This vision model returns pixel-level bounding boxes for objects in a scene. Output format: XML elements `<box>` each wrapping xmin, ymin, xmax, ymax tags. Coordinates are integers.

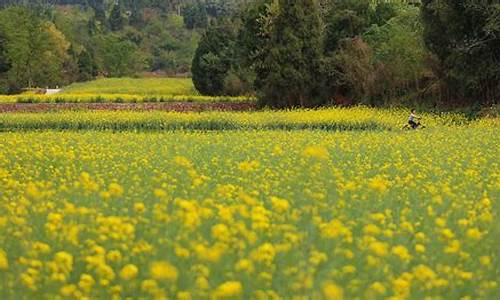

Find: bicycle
<box><xmin>402</xmin><ymin>120</ymin><xmax>426</xmax><ymax>130</ymax></box>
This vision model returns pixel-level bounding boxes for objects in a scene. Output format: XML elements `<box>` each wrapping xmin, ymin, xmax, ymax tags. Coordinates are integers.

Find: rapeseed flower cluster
<box><xmin>0</xmin><ymin>114</ymin><xmax>498</xmax><ymax>299</ymax></box>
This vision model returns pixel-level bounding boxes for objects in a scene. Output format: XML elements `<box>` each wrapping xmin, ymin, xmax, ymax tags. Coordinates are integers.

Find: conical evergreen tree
<box><xmin>258</xmin><ymin>0</ymin><xmax>324</xmax><ymax>108</ymax></box>
<box><xmin>109</xmin><ymin>2</ymin><xmax>125</xmax><ymax>31</ymax></box>
<box><xmin>91</xmin><ymin>0</ymin><xmax>107</xmax><ymax>28</ymax></box>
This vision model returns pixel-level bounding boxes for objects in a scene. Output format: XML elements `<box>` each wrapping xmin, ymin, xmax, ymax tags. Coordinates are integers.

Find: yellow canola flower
<box><xmin>0</xmin><ymin>250</ymin><xmax>8</xmax><ymax>269</ymax></box>
<box><xmin>322</xmin><ymin>281</ymin><xmax>344</xmax><ymax>300</ymax></box>
<box><xmin>177</xmin><ymin>291</ymin><xmax>192</xmax><ymax>300</ymax></box>
<box><xmin>270</xmin><ymin>196</ymin><xmax>290</xmax><ymax>213</ymax></box>
<box><xmin>150</xmin><ymin>261</ymin><xmax>178</xmax><ymax>281</ymax></box>
<box><xmin>251</xmin><ymin>243</ymin><xmax>276</xmax><ymax>264</ymax></box>
<box><xmin>369</xmin><ymin>241</ymin><xmax>389</xmax><ymax>257</ymax></box>
<box><xmin>368</xmin><ymin>176</ymin><xmax>390</xmax><ymax>193</ymax></box>
<box><xmin>466</xmin><ymin>228</ymin><xmax>482</xmax><ymax>240</ymax></box>
<box><xmin>78</xmin><ymin>274</ymin><xmax>95</xmax><ymax>292</ymax></box>
<box><xmin>108</xmin><ymin>183</ymin><xmax>124</xmax><ymax>198</ymax></box>
<box><xmin>415</xmin><ymin>244</ymin><xmax>426</xmax><ymax>253</ymax></box>
<box><xmin>369</xmin><ymin>282</ymin><xmax>386</xmax><ymax>295</ymax></box>
<box><xmin>211</xmin><ymin>223</ymin><xmax>231</xmax><ymax>242</ymax></box>
<box><xmin>134</xmin><ymin>202</ymin><xmax>146</xmax><ymax>213</ymax></box>
<box><xmin>211</xmin><ymin>281</ymin><xmax>243</xmax><ymax>299</ymax></box>
<box><xmin>120</xmin><ymin>264</ymin><xmax>139</xmax><ymax>280</ymax></box>
<box><xmin>60</xmin><ymin>284</ymin><xmax>77</xmax><ymax>297</ymax></box>
<box><xmin>413</xmin><ymin>265</ymin><xmax>437</xmax><ymax>282</ymax></box>
<box><xmin>302</xmin><ymin>146</ymin><xmax>330</xmax><ymax>160</ymax></box>
<box><xmin>480</xmin><ymin>256</ymin><xmax>491</xmax><ymax>266</ymax></box>
<box><xmin>392</xmin><ymin>245</ymin><xmax>411</xmax><ymax>262</ymax></box>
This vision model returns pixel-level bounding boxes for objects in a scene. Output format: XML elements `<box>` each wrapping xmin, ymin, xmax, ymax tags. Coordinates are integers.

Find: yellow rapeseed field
<box><xmin>0</xmin><ymin>78</ymin><xmax>254</xmax><ymax>104</ymax></box>
<box><xmin>0</xmin><ymin>109</ymin><xmax>498</xmax><ymax>299</ymax></box>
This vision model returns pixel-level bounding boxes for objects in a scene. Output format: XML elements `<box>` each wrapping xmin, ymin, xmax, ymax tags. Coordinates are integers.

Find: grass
<box><xmin>60</xmin><ymin>78</ymin><xmax>198</xmax><ymax>96</ymax></box>
<box><xmin>0</xmin><ymin>122</ymin><xmax>498</xmax><ymax>299</ymax></box>
<box><xmin>0</xmin><ymin>78</ymin><xmax>256</xmax><ymax>104</ymax></box>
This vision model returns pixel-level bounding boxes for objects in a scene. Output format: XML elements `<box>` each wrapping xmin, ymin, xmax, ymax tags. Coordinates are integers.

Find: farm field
<box><xmin>0</xmin><ymin>108</ymin><xmax>498</xmax><ymax>299</ymax></box>
<box><xmin>0</xmin><ymin>78</ymin><xmax>254</xmax><ymax>104</ymax></box>
<box><xmin>0</xmin><ymin>107</ymin><xmax>472</xmax><ymax>131</ymax></box>
<box><xmin>60</xmin><ymin>78</ymin><xmax>198</xmax><ymax>96</ymax></box>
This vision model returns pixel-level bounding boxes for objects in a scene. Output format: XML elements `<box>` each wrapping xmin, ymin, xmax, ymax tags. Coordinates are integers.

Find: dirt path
<box><xmin>0</xmin><ymin>102</ymin><xmax>257</xmax><ymax>113</ymax></box>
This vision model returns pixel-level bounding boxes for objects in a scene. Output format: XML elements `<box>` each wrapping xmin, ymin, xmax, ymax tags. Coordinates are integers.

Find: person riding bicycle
<box><xmin>408</xmin><ymin>109</ymin><xmax>421</xmax><ymax>129</ymax></box>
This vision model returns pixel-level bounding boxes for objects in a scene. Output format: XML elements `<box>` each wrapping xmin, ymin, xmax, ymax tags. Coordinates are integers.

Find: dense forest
<box><xmin>0</xmin><ymin>0</ymin><xmax>499</xmax><ymax>108</ymax></box>
<box><xmin>192</xmin><ymin>0</ymin><xmax>499</xmax><ymax>108</ymax></box>
<box><xmin>0</xmin><ymin>0</ymin><xmax>249</xmax><ymax>93</ymax></box>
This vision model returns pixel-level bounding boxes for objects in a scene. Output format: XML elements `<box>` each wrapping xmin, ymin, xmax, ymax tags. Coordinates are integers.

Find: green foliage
<box><xmin>0</xmin><ymin>1</ymin><xmax>249</xmax><ymax>93</ymax></box>
<box><xmin>0</xmin><ymin>28</ymin><xmax>9</xmax><ymax>74</ymax></box>
<box><xmin>421</xmin><ymin>0</ymin><xmax>500</xmax><ymax>105</ymax></box>
<box><xmin>109</xmin><ymin>3</ymin><xmax>125</xmax><ymax>31</ymax></box>
<box><xmin>93</xmin><ymin>34</ymin><xmax>142</xmax><ymax>77</ymax></box>
<box><xmin>257</xmin><ymin>0</ymin><xmax>325</xmax><ymax>107</ymax></box>
<box><xmin>182</xmin><ymin>2</ymin><xmax>209</xmax><ymax>29</ymax></box>
<box><xmin>324</xmin><ymin>0</ymin><xmax>374</xmax><ymax>52</ymax></box>
<box><xmin>0</xmin><ymin>29</ymin><xmax>10</xmax><ymax>93</ymax></box>
<box><xmin>192</xmin><ymin>21</ymin><xmax>236</xmax><ymax>96</ymax></box>
<box><xmin>0</xmin><ymin>7</ymin><xmax>70</xmax><ymax>90</ymax></box>
<box><xmin>77</xmin><ymin>49</ymin><xmax>98</xmax><ymax>81</ymax></box>
<box><xmin>363</xmin><ymin>6</ymin><xmax>427</xmax><ymax>104</ymax></box>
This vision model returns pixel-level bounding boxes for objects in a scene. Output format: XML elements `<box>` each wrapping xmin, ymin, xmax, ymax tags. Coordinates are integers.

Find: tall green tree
<box><xmin>191</xmin><ymin>21</ymin><xmax>235</xmax><ymax>95</ymax></box>
<box><xmin>90</xmin><ymin>0</ymin><xmax>107</xmax><ymax>28</ymax></box>
<box><xmin>77</xmin><ymin>49</ymin><xmax>98</xmax><ymax>81</ymax></box>
<box><xmin>421</xmin><ymin>1</ymin><xmax>500</xmax><ymax>105</ymax></box>
<box><xmin>94</xmin><ymin>34</ymin><xmax>141</xmax><ymax>77</ymax></box>
<box><xmin>0</xmin><ymin>29</ymin><xmax>10</xmax><ymax>74</ymax></box>
<box><xmin>0</xmin><ymin>7</ymin><xmax>70</xmax><ymax>90</ymax></box>
<box><xmin>257</xmin><ymin>0</ymin><xmax>324</xmax><ymax>107</ymax></box>
<box><xmin>0</xmin><ymin>28</ymin><xmax>11</xmax><ymax>93</ymax></box>
<box><xmin>109</xmin><ymin>3</ymin><xmax>125</xmax><ymax>31</ymax></box>
<box><xmin>324</xmin><ymin>0</ymin><xmax>372</xmax><ymax>52</ymax></box>
<box><xmin>182</xmin><ymin>2</ymin><xmax>209</xmax><ymax>29</ymax></box>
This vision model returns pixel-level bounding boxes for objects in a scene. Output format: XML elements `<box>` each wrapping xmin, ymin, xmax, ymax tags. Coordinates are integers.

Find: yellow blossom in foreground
<box><xmin>302</xmin><ymin>146</ymin><xmax>329</xmax><ymax>160</ymax></box>
<box><xmin>322</xmin><ymin>281</ymin><xmax>343</xmax><ymax>300</ymax></box>
<box><xmin>466</xmin><ymin>228</ymin><xmax>482</xmax><ymax>240</ymax></box>
<box><xmin>392</xmin><ymin>245</ymin><xmax>411</xmax><ymax>262</ymax></box>
<box><xmin>0</xmin><ymin>115</ymin><xmax>497</xmax><ymax>299</ymax></box>
<box><xmin>212</xmin><ymin>281</ymin><xmax>243</xmax><ymax>298</ymax></box>
<box><xmin>0</xmin><ymin>250</ymin><xmax>8</xmax><ymax>269</ymax></box>
<box><xmin>369</xmin><ymin>241</ymin><xmax>388</xmax><ymax>257</ymax></box>
<box><xmin>120</xmin><ymin>264</ymin><xmax>139</xmax><ymax>280</ymax></box>
<box><xmin>150</xmin><ymin>261</ymin><xmax>178</xmax><ymax>281</ymax></box>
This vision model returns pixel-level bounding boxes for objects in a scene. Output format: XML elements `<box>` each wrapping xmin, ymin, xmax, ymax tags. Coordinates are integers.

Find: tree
<box><xmin>256</xmin><ymin>0</ymin><xmax>325</xmax><ymax>107</ymax></box>
<box><xmin>192</xmin><ymin>21</ymin><xmax>235</xmax><ymax>95</ymax></box>
<box><xmin>91</xmin><ymin>0</ymin><xmax>107</xmax><ymax>28</ymax></box>
<box><xmin>362</xmin><ymin>6</ymin><xmax>427</xmax><ymax>104</ymax></box>
<box><xmin>109</xmin><ymin>3</ymin><xmax>125</xmax><ymax>31</ymax></box>
<box><xmin>421</xmin><ymin>1</ymin><xmax>500</xmax><ymax>105</ymax></box>
<box><xmin>182</xmin><ymin>3</ymin><xmax>208</xmax><ymax>29</ymax></box>
<box><xmin>324</xmin><ymin>0</ymin><xmax>373</xmax><ymax>53</ymax></box>
<box><xmin>0</xmin><ymin>29</ymin><xmax>10</xmax><ymax>74</ymax></box>
<box><xmin>0</xmin><ymin>7</ymin><xmax>69</xmax><ymax>89</ymax></box>
<box><xmin>0</xmin><ymin>28</ymin><xmax>11</xmax><ymax>93</ymax></box>
<box><xmin>35</xmin><ymin>21</ymin><xmax>71</xmax><ymax>87</ymax></box>
<box><xmin>94</xmin><ymin>34</ymin><xmax>141</xmax><ymax>77</ymax></box>
<box><xmin>77</xmin><ymin>49</ymin><xmax>98</xmax><ymax>81</ymax></box>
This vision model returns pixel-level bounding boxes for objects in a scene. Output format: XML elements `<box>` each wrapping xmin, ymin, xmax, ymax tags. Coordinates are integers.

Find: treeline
<box><xmin>0</xmin><ymin>0</ymin><xmax>248</xmax><ymax>93</ymax></box>
<box><xmin>193</xmin><ymin>0</ymin><xmax>500</xmax><ymax>108</ymax></box>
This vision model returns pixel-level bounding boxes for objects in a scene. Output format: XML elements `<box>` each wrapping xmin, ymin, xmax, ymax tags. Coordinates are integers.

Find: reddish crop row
<box><xmin>0</xmin><ymin>102</ymin><xmax>257</xmax><ymax>113</ymax></box>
